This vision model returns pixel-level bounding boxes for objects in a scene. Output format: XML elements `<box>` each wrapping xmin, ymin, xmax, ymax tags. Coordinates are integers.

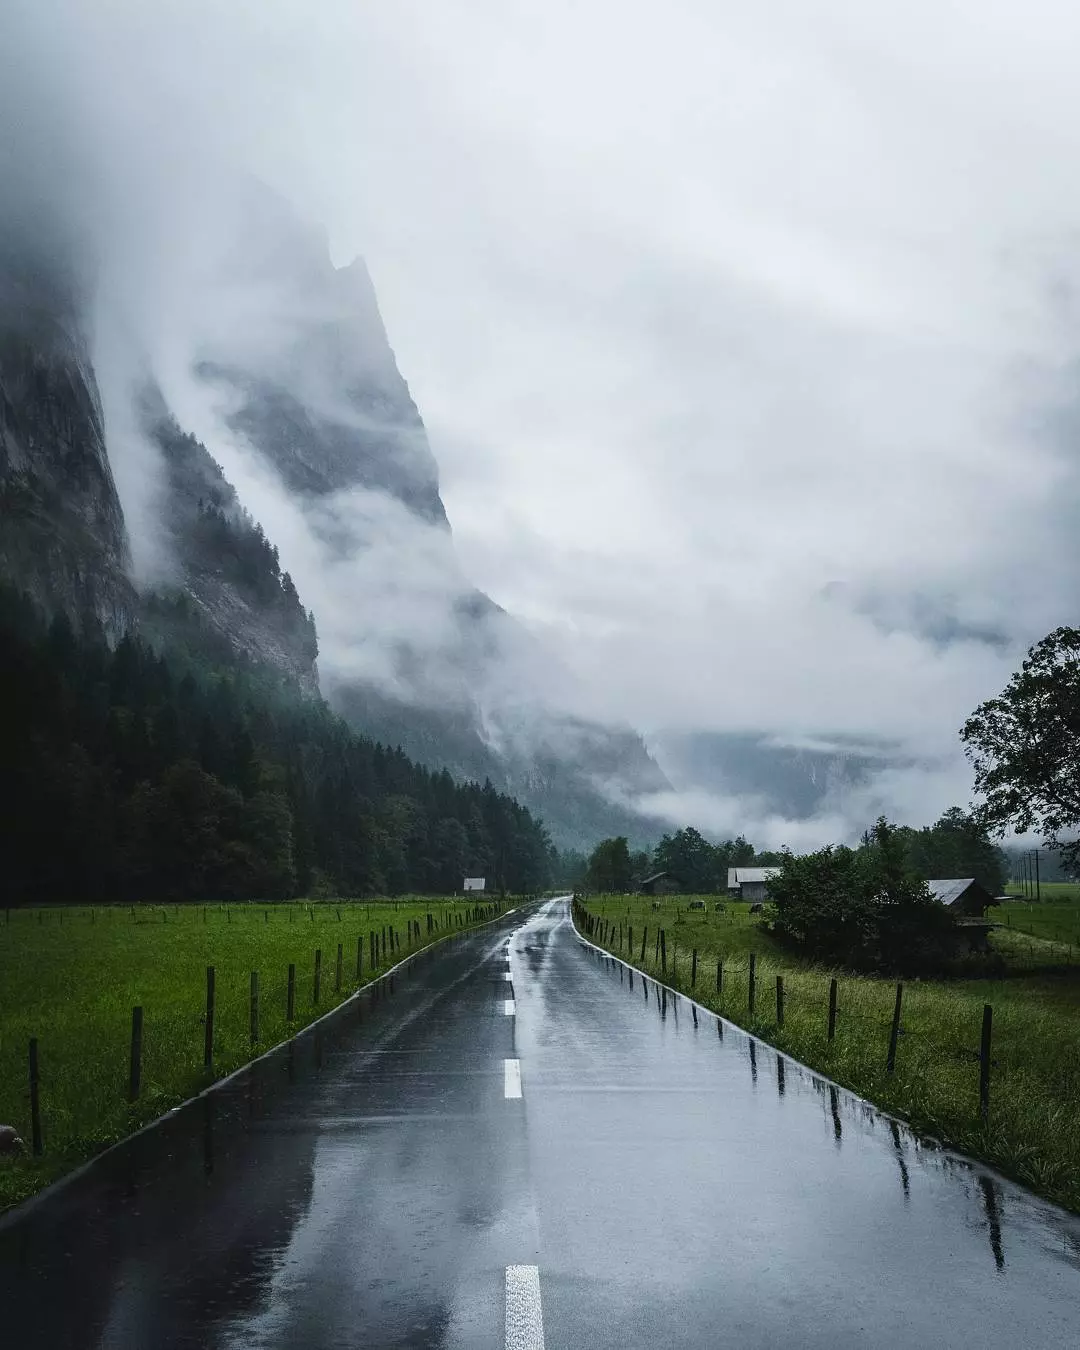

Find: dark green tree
<box><xmin>961</xmin><ymin>627</ymin><xmax>1080</xmax><ymax>875</ymax></box>
<box><xmin>586</xmin><ymin>836</ymin><xmax>634</xmax><ymax>892</ymax></box>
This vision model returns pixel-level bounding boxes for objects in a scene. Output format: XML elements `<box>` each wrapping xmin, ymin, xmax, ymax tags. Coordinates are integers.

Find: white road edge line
<box><xmin>504</xmin><ymin>1058</ymin><xmax>522</xmax><ymax>1098</ymax></box>
<box><xmin>505</xmin><ymin>1264</ymin><xmax>545</xmax><ymax>1350</ymax></box>
<box><xmin>504</xmin><ymin>998</ymin><xmax>516</xmax><ymax>1016</ymax></box>
<box><xmin>503</xmin><ymin>970</ymin><xmax>513</xmax><ymax>981</ymax></box>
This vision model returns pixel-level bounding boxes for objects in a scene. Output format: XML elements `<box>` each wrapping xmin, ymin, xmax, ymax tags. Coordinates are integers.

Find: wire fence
<box><xmin>571</xmin><ymin>900</ymin><xmax>1055</xmax><ymax>1125</ymax></box>
<box><xmin>3</xmin><ymin>899</ymin><xmax>512</xmax><ymax>1160</ymax></box>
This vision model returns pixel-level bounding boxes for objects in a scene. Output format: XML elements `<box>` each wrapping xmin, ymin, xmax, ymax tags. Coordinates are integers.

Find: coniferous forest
<box><xmin>0</xmin><ymin>584</ymin><xmax>554</xmax><ymax>904</ymax></box>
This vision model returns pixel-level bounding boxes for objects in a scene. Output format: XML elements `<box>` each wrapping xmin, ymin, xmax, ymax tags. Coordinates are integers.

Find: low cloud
<box><xmin>7</xmin><ymin>0</ymin><xmax>1080</xmax><ymax>847</ymax></box>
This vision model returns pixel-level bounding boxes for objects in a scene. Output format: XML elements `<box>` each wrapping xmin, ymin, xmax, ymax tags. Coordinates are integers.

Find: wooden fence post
<box><xmin>828</xmin><ymin>978</ymin><xmax>838</xmax><ymax>1042</ymax></box>
<box><xmin>661</xmin><ymin>930</ymin><xmax>667</xmax><ymax>977</ymax></box>
<box><xmin>979</xmin><ymin>1004</ymin><xmax>993</xmax><ymax>1121</ymax></box>
<box><xmin>640</xmin><ymin>927</ymin><xmax>647</xmax><ymax>963</ymax></box>
<box><xmin>356</xmin><ymin>934</ymin><xmax>363</xmax><ymax>984</ymax></box>
<box><xmin>748</xmin><ymin>953</ymin><xmax>756</xmax><ymax>1015</ymax></box>
<box><xmin>29</xmin><ymin>1039</ymin><xmax>42</xmax><ymax>1155</ymax></box>
<box><xmin>250</xmin><ymin>972</ymin><xmax>259</xmax><ymax>1046</ymax></box>
<box><xmin>314</xmin><ymin>949</ymin><xmax>322</xmax><ymax>1004</ymax></box>
<box><xmin>287</xmin><ymin>963</ymin><xmax>296</xmax><ymax>1022</ymax></box>
<box><xmin>886</xmin><ymin>982</ymin><xmax>903</xmax><ymax>1073</ymax></box>
<box><xmin>204</xmin><ymin>966</ymin><xmax>215</xmax><ymax>1070</ymax></box>
<box><xmin>776</xmin><ymin>975</ymin><xmax>784</xmax><ymax>1028</ymax></box>
<box><xmin>691</xmin><ymin>948</ymin><xmax>698</xmax><ymax>987</ymax></box>
<box><xmin>128</xmin><ymin>1006</ymin><xmax>143</xmax><ymax>1102</ymax></box>
<box><xmin>335</xmin><ymin>942</ymin><xmax>343</xmax><ymax>993</ymax></box>
<box><xmin>716</xmin><ymin>958</ymin><xmax>723</xmax><ymax>996</ymax></box>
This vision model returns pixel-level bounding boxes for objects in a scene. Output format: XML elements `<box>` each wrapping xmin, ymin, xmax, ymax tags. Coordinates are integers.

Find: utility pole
<box><xmin>1034</xmin><ymin>848</ymin><xmax>1041</xmax><ymax>903</ymax></box>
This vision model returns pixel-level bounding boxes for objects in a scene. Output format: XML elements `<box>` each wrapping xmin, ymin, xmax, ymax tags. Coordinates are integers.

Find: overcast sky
<box><xmin>10</xmin><ymin>0</ymin><xmax>1080</xmax><ymax>844</ymax></box>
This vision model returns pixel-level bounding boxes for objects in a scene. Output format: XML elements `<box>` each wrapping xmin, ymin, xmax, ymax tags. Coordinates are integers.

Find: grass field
<box><xmin>576</xmin><ymin>895</ymin><xmax>1080</xmax><ymax>1215</ymax></box>
<box><xmin>1001</xmin><ymin>884</ymin><xmax>1080</xmax><ymax>947</ymax></box>
<box><xmin>0</xmin><ymin>897</ymin><xmax>507</xmax><ymax>1211</ymax></box>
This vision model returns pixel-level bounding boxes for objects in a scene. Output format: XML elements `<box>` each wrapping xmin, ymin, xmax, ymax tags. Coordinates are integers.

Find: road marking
<box><xmin>504</xmin><ymin>998</ymin><xmax>515</xmax><ymax>1016</ymax></box>
<box><xmin>504</xmin><ymin>1058</ymin><xmax>522</xmax><ymax>1098</ymax></box>
<box><xmin>505</xmin><ymin>1264</ymin><xmax>545</xmax><ymax>1350</ymax></box>
<box><xmin>503</xmin><ymin>970</ymin><xmax>513</xmax><ymax>981</ymax></box>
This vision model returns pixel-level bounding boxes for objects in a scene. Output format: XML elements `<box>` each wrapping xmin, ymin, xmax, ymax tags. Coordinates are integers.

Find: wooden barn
<box><xmin>638</xmin><ymin>871</ymin><xmax>678</xmax><ymax>896</ymax></box>
<box><xmin>926</xmin><ymin>878</ymin><xmax>999</xmax><ymax>917</ymax></box>
<box><xmin>727</xmin><ymin>867</ymin><xmax>780</xmax><ymax>902</ymax></box>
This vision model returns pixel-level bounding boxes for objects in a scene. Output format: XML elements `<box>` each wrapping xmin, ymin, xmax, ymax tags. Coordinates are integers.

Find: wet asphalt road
<box><xmin>2</xmin><ymin>898</ymin><xmax>1080</xmax><ymax>1349</ymax></box>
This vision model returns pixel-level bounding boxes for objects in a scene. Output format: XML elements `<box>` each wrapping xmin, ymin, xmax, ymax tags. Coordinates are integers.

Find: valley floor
<box><xmin>1</xmin><ymin>899</ymin><xmax>1077</xmax><ymax>1349</ymax></box>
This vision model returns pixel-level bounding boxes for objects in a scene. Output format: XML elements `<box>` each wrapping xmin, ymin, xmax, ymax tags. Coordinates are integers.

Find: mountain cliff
<box><xmin>0</xmin><ymin>250</ymin><xmax>134</xmax><ymax>636</ymax></box>
<box><xmin>0</xmin><ymin>188</ymin><xmax>667</xmax><ymax>851</ymax></box>
<box><xmin>154</xmin><ymin>191</ymin><xmax>668</xmax><ymax>848</ymax></box>
<box><xmin>143</xmin><ymin>402</ymin><xmax>319</xmax><ymax>690</ymax></box>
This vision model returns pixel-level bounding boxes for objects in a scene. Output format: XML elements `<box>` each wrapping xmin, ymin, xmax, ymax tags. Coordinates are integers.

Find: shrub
<box><xmin>767</xmin><ymin>818</ymin><xmax>957</xmax><ymax>974</ymax></box>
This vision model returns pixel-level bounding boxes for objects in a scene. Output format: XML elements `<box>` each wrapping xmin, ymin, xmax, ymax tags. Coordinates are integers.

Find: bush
<box><xmin>767</xmin><ymin>818</ymin><xmax>958</xmax><ymax>974</ymax></box>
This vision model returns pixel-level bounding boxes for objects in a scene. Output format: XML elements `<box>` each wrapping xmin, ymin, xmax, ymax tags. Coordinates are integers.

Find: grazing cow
<box><xmin>749</xmin><ymin>902</ymin><xmax>764</xmax><ymax>915</ymax></box>
<box><xmin>688</xmin><ymin>900</ymin><xmax>705</xmax><ymax>911</ymax></box>
<box><xmin>0</xmin><ymin>1125</ymin><xmax>25</xmax><ymax>1156</ymax></box>
<box><xmin>714</xmin><ymin>903</ymin><xmax>726</xmax><ymax>913</ymax></box>
<box><xmin>651</xmin><ymin>901</ymin><xmax>661</xmax><ymax>910</ymax></box>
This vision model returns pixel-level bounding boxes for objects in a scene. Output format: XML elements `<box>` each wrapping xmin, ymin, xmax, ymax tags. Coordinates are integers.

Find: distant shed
<box><xmin>727</xmin><ymin>867</ymin><xmax>780</xmax><ymax>903</ymax></box>
<box><xmin>926</xmin><ymin>878</ymin><xmax>999</xmax><ymax>917</ymax></box>
<box><xmin>638</xmin><ymin>871</ymin><xmax>678</xmax><ymax>896</ymax></box>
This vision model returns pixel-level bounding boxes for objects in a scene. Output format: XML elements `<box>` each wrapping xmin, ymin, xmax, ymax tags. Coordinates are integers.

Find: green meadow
<box><xmin>577</xmin><ymin>895</ymin><xmax>1080</xmax><ymax>1215</ymax></box>
<box><xmin>0</xmin><ymin>897</ymin><xmax>505</xmax><ymax>1211</ymax></box>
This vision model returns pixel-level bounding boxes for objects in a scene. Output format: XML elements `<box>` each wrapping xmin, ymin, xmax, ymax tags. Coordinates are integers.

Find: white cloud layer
<box><xmin>7</xmin><ymin>0</ymin><xmax>1080</xmax><ymax>847</ymax></box>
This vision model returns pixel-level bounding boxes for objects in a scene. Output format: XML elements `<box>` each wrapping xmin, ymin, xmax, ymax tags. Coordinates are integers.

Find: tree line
<box><xmin>0</xmin><ymin>584</ymin><xmax>553</xmax><ymax>904</ymax></box>
<box><xmin>570</xmin><ymin>809</ymin><xmax>1003</xmax><ymax>898</ymax></box>
<box><xmin>570</xmin><ymin>827</ymin><xmax>781</xmax><ymax>893</ymax></box>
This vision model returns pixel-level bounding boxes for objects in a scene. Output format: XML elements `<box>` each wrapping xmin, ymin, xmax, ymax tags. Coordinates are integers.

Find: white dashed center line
<box><xmin>504</xmin><ymin>999</ymin><xmax>516</xmax><ymax>1016</ymax></box>
<box><xmin>505</xmin><ymin>1264</ymin><xmax>545</xmax><ymax>1349</ymax></box>
<box><xmin>503</xmin><ymin>1058</ymin><xmax>522</xmax><ymax>1098</ymax></box>
<box><xmin>503</xmin><ymin>970</ymin><xmax>513</xmax><ymax>981</ymax></box>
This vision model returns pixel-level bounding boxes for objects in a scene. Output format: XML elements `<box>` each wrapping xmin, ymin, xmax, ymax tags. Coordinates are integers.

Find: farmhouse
<box><xmin>638</xmin><ymin>871</ymin><xmax>678</xmax><ymax>896</ymax></box>
<box><xmin>926</xmin><ymin>878</ymin><xmax>999</xmax><ymax>918</ymax></box>
<box><xmin>727</xmin><ymin>867</ymin><xmax>780</xmax><ymax>902</ymax></box>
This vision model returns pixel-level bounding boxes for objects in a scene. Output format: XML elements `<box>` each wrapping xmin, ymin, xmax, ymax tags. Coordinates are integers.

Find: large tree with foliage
<box><xmin>961</xmin><ymin>628</ymin><xmax>1080</xmax><ymax>875</ymax></box>
<box><xmin>899</xmin><ymin>807</ymin><xmax>1005</xmax><ymax>894</ymax></box>
<box><xmin>768</xmin><ymin>818</ymin><xmax>956</xmax><ymax>973</ymax></box>
<box><xmin>585</xmin><ymin>836</ymin><xmax>634</xmax><ymax>892</ymax></box>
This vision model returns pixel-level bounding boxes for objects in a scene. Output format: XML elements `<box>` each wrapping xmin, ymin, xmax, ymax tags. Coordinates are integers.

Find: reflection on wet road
<box><xmin>2</xmin><ymin>899</ymin><xmax>1078</xmax><ymax>1347</ymax></box>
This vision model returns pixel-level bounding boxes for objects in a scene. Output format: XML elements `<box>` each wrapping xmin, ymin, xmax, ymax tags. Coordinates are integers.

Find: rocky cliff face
<box><xmin>0</xmin><ymin>250</ymin><xmax>134</xmax><ymax>635</ymax></box>
<box><xmin>143</xmin><ymin>400</ymin><xmax>319</xmax><ymax>690</ymax></box>
<box><xmin>0</xmin><ymin>186</ymin><xmax>667</xmax><ymax>850</ymax></box>
<box><xmin>198</xmin><ymin>217</ymin><xmax>446</xmax><ymax>524</ymax></box>
<box><xmin>163</xmin><ymin>191</ymin><xmax>668</xmax><ymax>847</ymax></box>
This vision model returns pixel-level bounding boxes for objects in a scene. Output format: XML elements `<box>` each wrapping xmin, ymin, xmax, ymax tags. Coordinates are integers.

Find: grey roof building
<box><xmin>926</xmin><ymin>878</ymin><xmax>998</xmax><ymax>916</ymax></box>
<box><xmin>727</xmin><ymin>867</ymin><xmax>780</xmax><ymax>901</ymax></box>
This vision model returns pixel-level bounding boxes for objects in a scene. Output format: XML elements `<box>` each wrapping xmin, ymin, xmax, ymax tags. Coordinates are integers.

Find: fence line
<box><xmin>8</xmin><ymin>901</ymin><xmax>513</xmax><ymax>1159</ymax></box>
<box><xmin>575</xmin><ymin>898</ymin><xmax>999</xmax><ymax>1120</ymax></box>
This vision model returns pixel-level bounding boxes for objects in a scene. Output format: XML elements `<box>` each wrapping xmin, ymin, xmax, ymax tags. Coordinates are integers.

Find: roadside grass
<box><xmin>578</xmin><ymin>896</ymin><xmax>1080</xmax><ymax>1215</ymax></box>
<box><xmin>0</xmin><ymin>897</ymin><xmax>506</xmax><ymax>1211</ymax></box>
